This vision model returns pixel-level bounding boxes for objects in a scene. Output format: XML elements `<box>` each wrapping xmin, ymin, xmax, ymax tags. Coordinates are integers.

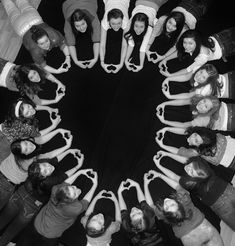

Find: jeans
<box><xmin>211</xmin><ymin>183</ymin><xmax>235</xmax><ymax>231</ymax></box>
<box><xmin>2</xmin><ymin>0</ymin><xmax>43</xmax><ymax>37</ymax></box>
<box><xmin>0</xmin><ymin>172</ymin><xmax>15</xmax><ymax>211</ymax></box>
<box><xmin>0</xmin><ymin>185</ymin><xmax>42</xmax><ymax>246</ymax></box>
<box><xmin>213</xmin><ymin>27</ymin><xmax>235</xmax><ymax>60</ymax></box>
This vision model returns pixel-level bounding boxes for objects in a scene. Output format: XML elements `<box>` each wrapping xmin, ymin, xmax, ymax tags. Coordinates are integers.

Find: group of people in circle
<box><xmin>0</xmin><ymin>0</ymin><xmax>235</xmax><ymax>245</ymax></box>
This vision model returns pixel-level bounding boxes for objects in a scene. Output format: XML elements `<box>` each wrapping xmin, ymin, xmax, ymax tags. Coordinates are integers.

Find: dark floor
<box><xmin>1</xmin><ymin>0</ymin><xmax>235</xmax><ymax>245</ymax></box>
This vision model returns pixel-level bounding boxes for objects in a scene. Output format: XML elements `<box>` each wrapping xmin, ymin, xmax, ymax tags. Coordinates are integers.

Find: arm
<box><xmin>108</xmin><ymin>192</ymin><xmax>121</xmax><ymax>222</ymax></box>
<box><xmin>125</xmin><ymin>44</ymin><xmax>134</xmax><ymax>70</ymax></box>
<box><xmin>38</xmin><ymin>131</ymin><xmax>73</xmax><ymax>159</ymax></box>
<box><xmin>157</xmin><ymin>172</ymin><xmax>179</xmax><ymax>190</ymax></box>
<box><xmin>100</xmin><ymin>26</ymin><xmax>107</xmax><ymax>64</ymax></box>
<box><xmin>82</xmin><ymin>171</ymin><xmax>98</xmax><ymax>203</ymax></box>
<box><xmin>39</xmin><ymin>113</ymin><xmax>61</xmax><ymax>136</ymax></box>
<box><xmin>43</xmin><ymin>64</ymin><xmax>68</xmax><ymax>74</ymax></box>
<box><xmin>156</xmin><ymin>150</ymin><xmax>188</xmax><ymax>164</ymax></box>
<box><xmin>62</xmin><ymin>45</ymin><xmax>71</xmax><ymax>68</ymax></box>
<box><xmin>68</xmin><ymin>46</ymin><xmax>87</xmax><ymax>69</ymax></box>
<box><xmin>126</xmin><ymin>179</ymin><xmax>145</xmax><ymax>203</ymax></box>
<box><xmin>117</xmin><ymin>181</ymin><xmax>128</xmax><ymax>211</ymax></box>
<box><xmin>46</xmin><ymin>73</ymin><xmax>65</xmax><ymax>91</ymax></box>
<box><xmin>143</xmin><ymin>173</ymin><xmax>154</xmax><ymax>207</ymax></box>
<box><xmin>87</xmin><ymin>43</ymin><xmax>100</xmax><ymax>69</ymax></box>
<box><xmin>167</xmin><ymin>68</ymin><xmax>193</xmax><ymax>78</ymax></box>
<box><xmin>166</xmin><ymin>91</ymin><xmax>196</xmax><ymax>100</ymax></box>
<box><xmin>85</xmin><ymin>190</ymin><xmax>103</xmax><ymax>216</ymax></box>
<box><xmin>153</xmin><ymin>155</ymin><xmax>181</xmax><ymax>182</ymax></box>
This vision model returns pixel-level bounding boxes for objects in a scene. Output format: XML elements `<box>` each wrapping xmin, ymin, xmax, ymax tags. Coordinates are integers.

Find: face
<box><xmin>163</xmin><ymin>198</ymin><xmax>178</xmax><ymax>213</ymax></box>
<box><xmin>109</xmin><ymin>17</ymin><xmax>123</xmax><ymax>31</ymax></box>
<box><xmin>21</xmin><ymin>103</ymin><xmax>36</xmax><ymax>118</ymax></box>
<box><xmin>184</xmin><ymin>163</ymin><xmax>199</xmax><ymax>177</ymax></box>
<box><xmin>166</xmin><ymin>18</ymin><xmax>177</xmax><ymax>33</ymax></box>
<box><xmin>88</xmin><ymin>213</ymin><xmax>105</xmax><ymax>231</ymax></box>
<box><xmin>134</xmin><ymin>21</ymin><xmax>145</xmax><ymax>35</ymax></box>
<box><xmin>74</xmin><ymin>19</ymin><xmax>87</xmax><ymax>33</ymax></box>
<box><xmin>20</xmin><ymin>140</ymin><xmax>36</xmax><ymax>155</ymax></box>
<box><xmin>130</xmin><ymin>207</ymin><xmax>144</xmax><ymax>229</ymax></box>
<box><xmin>37</xmin><ymin>36</ymin><xmax>50</xmax><ymax>50</ymax></box>
<box><xmin>187</xmin><ymin>133</ymin><xmax>203</xmax><ymax>146</ymax></box>
<box><xmin>194</xmin><ymin>69</ymin><xmax>210</xmax><ymax>84</ymax></box>
<box><xmin>39</xmin><ymin>162</ymin><xmax>55</xmax><ymax>177</ymax></box>
<box><xmin>196</xmin><ymin>98</ymin><xmax>213</xmax><ymax>113</ymax></box>
<box><xmin>183</xmin><ymin>37</ymin><xmax>196</xmax><ymax>54</ymax></box>
<box><xmin>28</xmin><ymin>70</ymin><xmax>41</xmax><ymax>83</ymax></box>
<box><xmin>67</xmin><ymin>186</ymin><xmax>81</xmax><ymax>200</ymax></box>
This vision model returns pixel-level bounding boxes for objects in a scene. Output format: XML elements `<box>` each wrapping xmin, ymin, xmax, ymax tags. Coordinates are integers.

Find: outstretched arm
<box><xmin>117</xmin><ymin>181</ymin><xmax>128</xmax><ymax>211</ymax></box>
<box><xmin>126</xmin><ymin>179</ymin><xmax>145</xmax><ymax>203</ymax></box>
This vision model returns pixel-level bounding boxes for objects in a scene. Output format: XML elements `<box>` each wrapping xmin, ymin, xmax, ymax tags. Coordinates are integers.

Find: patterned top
<box><xmin>1</xmin><ymin>120</ymin><xmax>40</xmax><ymax>143</ymax></box>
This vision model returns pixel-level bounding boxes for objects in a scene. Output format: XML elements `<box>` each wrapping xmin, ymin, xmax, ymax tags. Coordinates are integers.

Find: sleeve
<box><xmin>101</xmin><ymin>16</ymin><xmax>109</xmax><ymax>31</ymax></box>
<box><xmin>91</xmin><ymin>16</ymin><xmax>101</xmax><ymax>43</ymax></box>
<box><xmin>81</xmin><ymin>214</ymin><xmax>89</xmax><ymax>228</ymax></box>
<box><xmin>79</xmin><ymin>199</ymin><xmax>89</xmax><ymax>212</ymax></box>
<box><xmin>186</xmin><ymin>53</ymin><xmax>209</xmax><ymax>73</ymax></box>
<box><xmin>140</xmin><ymin>26</ymin><xmax>153</xmax><ymax>52</ymax></box>
<box><xmin>108</xmin><ymin>221</ymin><xmax>121</xmax><ymax>234</ymax></box>
<box><xmin>64</xmin><ymin>20</ymin><xmax>76</xmax><ymax>46</ymax></box>
<box><xmin>121</xmin><ymin>210</ymin><xmax>130</xmax><ymax>232</ymax></box>
<box><xmin>53</xmin><ymin>29</ymin><xmax>66</xmax><ymax>50</ymax></box>
<box><xmin>150</xmin><ymin>16</ymin><xmax>167</xmax><ymax>42</ymax></box>
<box><xmin>30</xmin><ymin>49</ymin><xmax>47</xmax><ymax>67</ymax></box>
<box><xmin>191</xmin><ymin>116</ymin><xmax>210</xmax><ymax>127</ymax></box>
<box><xmin>176</xmin><ymin>186</ymin><xmax>191</xmax><ymax>206</ymax></box>
<box><xmin>48</xmin><ymin>156</ymin><xmax>59</xmax><ymax>166</ymax></box>
<box><xmin>140</xmin><ymin>201</ymin><xmax>155</xmax><ymax>217</ymax></box>
<box><xmin>42</xmin><ymin>172</ymin><xmax>68</xmax><ymax>190</ymax></box>
<box><xmin>178</xmin><ymin>147</ymin><xmax>198</xmax><ymax>158</ymax></box>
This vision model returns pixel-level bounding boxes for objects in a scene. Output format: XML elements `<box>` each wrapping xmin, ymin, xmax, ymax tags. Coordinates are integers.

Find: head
<box><xmin>176</xmin><ymin>30</ymin><xmax>202</xmax><ymax>59</ymax></box>
<box><xmin>14</xmin><ymin>99</ymin><xmax>36</xmax><ymax>119</ymax></box>
<box><xmin>133</xmin><ymin>13</ymin><xmax>148</xmax><ymax>36</ymax></box>
<box><xmin>191</xmin><ymin>95</ymin><xmax>220</xmax><ymax>116</ymax></box>
<box><xmin>15</xmin><ymin>64</ymin><xmax>46</xmax><ymax>97</ymax></box>
<box><xmin>107</xmin><ymin>8</ymin><xmax>123</xmax><ymax>32</ymax></box>
<box><xmin>30</xmin><ymin>25</ymin><xmax>50</xmax><ymax>50</ymax></box>
<box><xmin>156</xmin><ymin>193</ymin><xmax>187</xmax><ymax>226</ymax></box>
<box><xmin>28</xmin><ymin>161</ymin><xmax>55</xmax><ymax>180</ymax></box>
<box><xmin>70</xmin><ymin>9</ymin><xmax>92</xmax><ymax>35</ymax></box>
<box><xmin>186</xmin><ymin>127</ymin><xmax>217</xmax><ymax>155</ymax></box>
<box><xmin>86</xmin><ymin>212</ymin><xmax>113</xmax><ymax>238</ymax></box>
<box><xmin>52</xmin><ymin>183</ymin><xmax>81</xmax><ymax>205</ymax></box>
<box><xmin>129</xmin><ymin>207</ymin><xmax>146</xmax><ymax>232</ymax></box>
<box><xmin>179</xmin><ymin>156</ymin><xmax>213</xmax><ymax>190</ymax></box>
<box><xmin>164</xmin><ymin>12</ymin><xmax>185</xmax><ymax>35</ymax></box>
<box><xmin>11</xmin><ymin>138</ymin><xmax>41</xmax><ymax>160</ymax></box>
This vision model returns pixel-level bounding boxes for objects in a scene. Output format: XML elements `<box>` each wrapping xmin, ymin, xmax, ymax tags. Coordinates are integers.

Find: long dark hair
<box><xmin>14</xmin><ymin>64</ymin><xmax>46</xmax><ymax>97</ymax></box>
<box><xmin>4</xmin><ymin>98</ymin><xmax>38</xmax><ymax>128</ymax></box>
<box><xmin>85</xmin><ymin>212</ymin><xmax>113</xmax><ymax>238</ymax></box>
<box><xmin>179</xmin><ymin>156</ymin><xmax>213</xmax><ymax>190</ymax></box>
<box><xmin>11</xmin><ymin>138</ymin><xmax>41</xmax><ymax>160</ymax></box>
<box><xmin>70</xmin><ymin>9</ymin><xmax>92</xmax><ymax>38</ymax></box>
<box><xmin>155</xmin><ymin>192</ymin><xmax>192</xmax><ymax>226</ymax></box>
<box><xmin>30</xmin><ymin>25</ymin><xmax>49</xmax><ymax>43</ymax></box>
<box><xmin>186</xmin><ymin>127</ymin><xmax>217</xmax><ymax>156</ymax></box>
<box><xmin>190</xmin><ymin>63</ymin><xmax>221</xmax><ymax>96</ymax></box>
<box><xmin>161</xmin><ymin>11</ymin><xmax>185</xmax><ymax>46</ymax></box>
<box><xmin>124</xmin><ymin>13</ymin><xmax>148</xmax><ymax>45</ymax></box>
<box><xmin>176</xmin><ymin>30</ymin><xmax>215</xmax><ymax>61</ymax></box>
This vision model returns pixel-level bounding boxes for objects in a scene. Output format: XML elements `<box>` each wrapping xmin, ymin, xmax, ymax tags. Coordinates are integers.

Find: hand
<box><xmin>162</xmin><ymin>79</ymin><xmax>170</xmax><ymax>98</ymax></box>
<box><xmin>156</xmin><ymin>103</ymin><xmax>165</xmax><ymax>122</ymax></box>
<box><xmin>160</xmin><ymin>68</ymin><xmax>171</xmax><ymax>77</ymax></box>
<box><xmin>146</xmin><ymin>50</ymin><xmax>156</xmax><ymax>62</ymax></box>
<box><xmin>49</xmin><ymin>107</ymin><xmax>59</xmax><ymax>116</ymax></box>
<box><xmin>125</xmin><ymin>60</ymin><xmax>133</xmax><ymax>71</ymax></box>
<box><xmin>84</xmin><ymin>169</ymin><xmax>98</xmax><ymax>185</ymax></box>
<box><xmin>101</xmin><ymin>62</ymin><xmax>112</xmax><ymax>73</ymax></box>
<box><xmin>87</xmin><ymin>58</ymin><xmax>97</xmax><ymax>69</ymax></box>
<box><xmin>64</xmin><ymin>56</ymin><xmax>71</xmax><ymax>69</ymax></box>
<box><xmin>125</xmin><ymin>178</ymin><xmax>139</xmax><ymax>188</ymax></box>
<box><xmin>155</xmin><ymin>128</ymin><xmax>166</xmax><ymax>147</ymax></box>
<box><xmin>144</xmin><ymin>171</ymin><xmax>156</xmax><ymax>185</ymax></box>
<box><xmin>55</xmin><ymin>89</ymin><xmax>65</xmax><ymax>103</ymax></box>
<box><xmin>118</xmin><ymin>180</ymin><xmax>131</xmax><ymax>193</ymax></box>
<box><xmin>132</xmin><ymin>64</ymin><xmax>143</xmax><ymax>73</ymax></box>
<box><xmin>158</xmin><ymin>60</ymin><xmax>167</xmax><ymax>71</ymax></box>
<box><xmin>153</xmin><ymin>152</ymin><xmax>164</xmax><ymax>167</ymax></box>
<box><xmin>71</xmin><ymin>149</ymin><xmax>84</xmax><ymax>169</ymax></box>
<box><xmin>60</xmin><ymin>129</ymin><xmax>72</xmax><ymax>140</ymax></box>
<box><xmin>112</xmin><ymin>63</ymin><xmax>123</xmax><ymax>74</ymax></box>
<box><xmin>75</xmin><ymin>60</ymin><xmax>87</xmax><ymax>69</ymax></box>
<box><xmin>96</xmin><ymin>189</ymin><xmax>108</xmax><ymax>199</ymax></box>
<box><xmin>57</xmin><ymin>83</ymin><xmax>66</xmax><ymax>94</ymax></box>
<box><xmin>152</xmin><ymin>54</ymin><xmax>165</xmax><ymax>64</ymax></box>
<box><xmin>50</xmin><ymin>112</ymin><xmax>61</xmax><ymax>127</ymax></box>
<box><xmin>57</xmin><ymin>63</ymin><xmax>69</xmax><ymax>73</ymax></box>
<box><xmin>147</xmin><ymin>170</ymin><xmax>162</xmax><ymax>179</ymax></box>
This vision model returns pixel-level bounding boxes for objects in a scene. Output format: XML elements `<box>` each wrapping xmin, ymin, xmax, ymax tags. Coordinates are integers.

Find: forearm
<box><xmin>164</xmin><ymin>127</ymin><xmax>187</xmax><ymax>135</ymax></box>
<box><xmin>43</xmin><ymin>65</ymin><xmax>60</xmax><ymax>74</ymax></box>
<box><xmin>57</xmin><ymin>149</ymin><xmax>71</xmax><ymax>162</ymax></box>
<box><xmin>119</xmin><ymin>38</ymin><xmax>127</xmax><ymax>65</ymax></box>
<box><xmin>38</xmin><ymin>143</ymin><xmax>69</xmax><ymax>159</ymax></box>
<box><xmin>158</xmin><ymin>142</ymin><xmax>180</xmax><ymax>155</ymax></box>
<box><xmin>69</xmin><ymin>46</ymin><xmax>79</xmax><ymax>63</ymax></box>
<box><xmin>34</xmin><ymin>128</ymin><xmax>60</xmax><ymax>144</ymax></box>
<box><xmin>163</xmin><ymin>46</ymin><xmax>176</xmax><ymax>59</ymax></box>
<box><xmin>100</xmin><ymin>28</ymin><xmax>107</xmax><ymax>63</ymax></box>
<box><xmin>125</xmin><ymin>45</ymin><xmax>133</xmax><ymax>62</ymax></box>
<box><xmin>156</xmin><ymin>163</ymin><xmax>180</xmax><ymax>182</ymax></box>
<box><xmin>139</xmin><ymin>51</ymin><xmax>145</xmax><ymax>67</ymax></box>
<box><xmin>136</xmin><ymin>184</ymin><xmax>146</xmax><ymax>203</ymax></box>
<box><xmin>158</xmin><ymin>173</ymin><xmax>179</xmax><ymax>190</ymax></box>
<box><xmin>163</xmin><ymin>50</ymin><xmax>178</xmax><ymax>62</ymax></box>
<box><xmin>65</xmin><ymin>165</ymin><xmax>81</xmax><ymax>179</ymax></box>
<box><xmin>168</xmin><ymin>92</ymin><xmax>195</xmax><ymax>100</ymax></box>
<box><xmin>169</xmin><ymin>69</ymin><xmax>192</xmax><ymax>78</ymax></box>
<box><xmin>117</xmin><ymin>192</ymin><xmax>127</xmax><ymax>211</ymax></box>
<box><xmin>114</xmin><ymin>199</ymin><xmax>121</xmax><ymax>222</ymax></box>
<box><xmin>39</xmin><ymin>123</ymin><xmax>57</xmax><ymax>136</ymax></box>
<box><xmin>144</xmin><ymin>183</ymin><xmax>154</xmax><ymax>206</ymax></box>
<box><xmin>164</xmin><ymin>152</ymin><xmax>187</xmax><ymax>164</ymax></box>
<box><xmin>62</xmin><ymin>45</ymin><xmax>70</xmax><ymax>57</ymax></box>
<box><xmin>46</xmin><ymin>73</ymin><xmax>63</xmax><ymax>86</ymax></box>
<box><xmin>93</xmin><ymin>43</ymin><xmax>100</xmax><ymax>60</ymax></box>
<box><xmin>162</xmin><ymin>119</ymin><xmax>192</xmax><ymax>128</ymax></box>
<box><xmin>35</xmin><ymin>105</ymin><xmax>51</xmax><ymax>112</ymax></box>
<box><xmin>164</xmin><ymin>98</ymin><xmax>191</xmax><ymax>106</ymax></box>
<box><xmin>85</xmin><ymin>193</ymin><xmax>99</xmax><ymax>214</ymax></box>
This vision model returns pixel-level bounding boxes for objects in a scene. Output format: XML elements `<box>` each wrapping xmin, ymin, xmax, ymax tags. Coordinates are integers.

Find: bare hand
<box><xmin>55</xmin><ymin>90</ymin><xmax>65</xmax><ymax>103</ymax></box>
<box><xmin>101</xmin><ymin>62</ymin><xmax>112</xmax><ymax>73</ymax></box>
<box><xmin>112</xmin><ymin>64</ymin><xmax>123</xmax><ymax>73</ymax></box>
<box><xmin>132</xmin><ymin>65</ymin><xmax>143</xmax><ymax>73</ymax></box>
<box><xmin>118</xmin><ymin>180</ymin><xmax>131</xmax><ymax>193</ymax></box>
<box><xmin>87</xmin><ymin>58</ymin><xmax>97</xmax><ymax>69</ymax></box>
<box><xmin>50</xmin><ymin>112</ymin><xmax>61</xmax><ymax>126</ymax></box>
